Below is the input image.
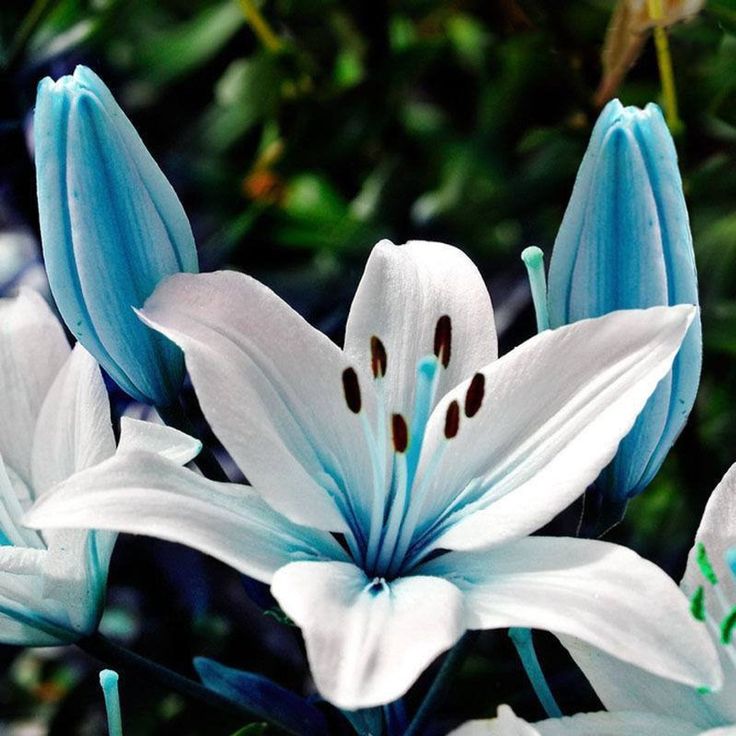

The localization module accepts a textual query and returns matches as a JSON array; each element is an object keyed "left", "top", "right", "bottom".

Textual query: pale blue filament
[
  {"left": 521, "top": 246, "right": 550, "bottom": 332},
  {"left": 508, "top": 627, "right": 562, "bottom": 719},
  {"left": 99, "top": 669, "right": 123, "bottom": 736}
]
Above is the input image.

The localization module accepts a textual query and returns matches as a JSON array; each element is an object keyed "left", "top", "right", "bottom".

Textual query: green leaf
[{"left": 138, "top": 1, "right": 244, "bottom": 85}]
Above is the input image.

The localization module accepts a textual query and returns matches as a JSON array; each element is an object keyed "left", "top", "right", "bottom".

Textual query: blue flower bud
[
  {"left": 34, "top": 66, "right": 198, "bottom": 406},
  {"left": 548, "top": 100, "right": 701, "bottom": 503}
]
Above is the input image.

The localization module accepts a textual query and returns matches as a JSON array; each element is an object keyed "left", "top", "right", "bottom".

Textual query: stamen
[
  {"left": 444, "top": 400, "right": 460, "bottom": 439},
  {"left": 721, "top": 606, "right": 736, "bottom": 645},
  {"left": 407, "top": 356, "right": 441, "bottom": 482},
  {"left": 342, "top": 367, "right": 362, "bottom": 413},
  {"left": 464, "top": 373, "right": 486, "bottom": 418},
  {"left": 690, "top": 585, "right": 706, "bottom": 622},
  {"left": 433, "top": 315, "right": 452, "bottom": 368},
  {"left": 99, "top": 670, "right": 123, "bottom": 736},
  {"left": 521, "top": 246, "right": 550, "bottom": 332},
  {"left": 392, "top": 414, "right": 409, "bottom": 454},
  {"left": 696, "top": 542, "right": 719, "bottom": 585},
  {"left": 370, "top": 336, "right": 387, "bottom": 378}
]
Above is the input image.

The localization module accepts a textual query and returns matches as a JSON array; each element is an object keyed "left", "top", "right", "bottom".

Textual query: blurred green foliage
[{"left": 3, "top": 0, "right": 736, "bottom": 733}]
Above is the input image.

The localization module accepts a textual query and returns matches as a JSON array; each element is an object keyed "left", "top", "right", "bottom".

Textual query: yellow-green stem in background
[
  {"left": 647, "top": 0, "right": 682, "bottom": 132},
  {"left": 237, "top": 0, "right": 283, "bottom": 53}
]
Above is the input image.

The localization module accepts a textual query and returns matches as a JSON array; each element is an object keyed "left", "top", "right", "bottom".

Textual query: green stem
[
  {"left": 4, "top": 0, "right": 57, "bottom": 69},
  {"left": 646, "top": 0, "right": 682, "bottom": 133},
  {"left": 157, "top": 400, "right": 230, "bottom": 482},
  {"left": 78, "top": 633, "right": 305, "bottom": 735},
  {"left": 404, "top": 631, "right": 477, "bottom": 736},
  {"left": 508, "top": 628, "right": 562, "bottom": 718},
  {"left": 237, "top": 0, "right": 283, "bottom": 53}
]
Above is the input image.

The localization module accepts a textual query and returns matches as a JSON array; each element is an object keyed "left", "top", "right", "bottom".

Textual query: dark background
[{"left": 1, "top": 1, "right": 736, "bottom": 733}]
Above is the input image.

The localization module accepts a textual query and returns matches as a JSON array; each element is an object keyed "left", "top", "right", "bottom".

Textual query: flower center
[{"left": 339, "top": 316, "right": 486, "bottom": 578}]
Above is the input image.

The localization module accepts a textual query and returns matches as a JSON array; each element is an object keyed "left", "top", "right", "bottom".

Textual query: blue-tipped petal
[
  {"left": 194, "top": 656, "right": 328, "bottom": 736},
  {"left": 35, "top": 66, "right": 198, "bottom": 406},
  {"left": 547, "top": 100, "right": 701, "bottom": 503}
]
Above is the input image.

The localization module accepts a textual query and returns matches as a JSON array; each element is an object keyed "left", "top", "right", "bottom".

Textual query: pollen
[
  {"left": 370, "top": 336, "right": 387, "bottom": 378},
  {"left": 433, "top": 315, "right": 452, "bottom": 368},
  {"left": 721, "top": 606, "right": 736, "bottom": 645},
  {"left": 444, "top": 400, "right": 460, "bottom": 439},
  {"left": 696, "top": 542, "right": 719, "bottom": 586},
  {"left": 464, "top": 373, "right": 486, "bottom": 418},
  {"left": 342, "top": 367, "right": 362, "bottom": 413},
  {"left": 391, "top": 413, "right": 409, "bottom": 453},
  {"left": 689, "top": 585, "right": 705, "bottom": 622}
]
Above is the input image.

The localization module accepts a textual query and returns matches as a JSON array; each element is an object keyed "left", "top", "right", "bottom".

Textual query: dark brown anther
[
  {"left": 342, "top": 367, "right": 362, "bottom": 413},
  {"left": 391, "top": 414, "right": 409, "bottom": 454},
  {"left": 464, "top": 373, "right": 485, "bottom": 418},
  {"left": 433, "top": 315, "right": 452, "bottom": 368},
  {"left": 444, "top": 400, "right": 460, "bottom": 439},
  {"left": 370, "top": 336, "right": 387, "bottom": 378}
]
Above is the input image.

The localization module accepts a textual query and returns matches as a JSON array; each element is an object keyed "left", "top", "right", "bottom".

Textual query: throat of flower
[{"left": 341, "top": 318, "right": 487, "bottom": 579}]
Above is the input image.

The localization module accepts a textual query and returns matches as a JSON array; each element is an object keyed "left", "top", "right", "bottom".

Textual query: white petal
[
  {"left": 31, "top": 344, "right": 115, "bottom": 494},
  {"left": 0, "top": 289, "right": 69, "bottom": 482},
  {"left": 41, "top": 528, "right": 105, "bottom": 635},
  {"left": 413, "top": 305, "right": 695, "bottom": 550},
  {"left": 701, "top": 727, "right": 736, "bottom": 736},
  {"left": 0, "top": 561, "right": 73, "bottom": 645},
  {"left": 117, "top": 416, "right": 202, "bottom": 465},
  {"left": 0, "top": 455, "right": 43, "bottom": 548},
  {"left": 682, "top": 461, "right": 736, "bottom": 596},
  {"left": 450, "top": 709, "right": 701, "bottom": 736},
  {"left": 344, "top": 240, "right": 497, "bottom": 417},
  {"left": 26, "top": 452, "right": 345, "bottom": 583},
  {"left": 560, "top": 635, "right": 733, "bottom": 730},
  {"left": 141, "top": 271, "right": 372, "bottom": 532},
  {"left": 420, "top": 536, "right": 721, "bottom": 692},
  {"left": 533, "top": 712, "right": 701, "bottom": 736},
  {"left": 449, "top": 705, "right": 541, "bottom": 736},
  {"left": 271, "top": 560, "right": 466, "bottom": 708}
]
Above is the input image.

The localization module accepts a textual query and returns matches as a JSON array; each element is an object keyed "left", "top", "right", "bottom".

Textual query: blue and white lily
[
  {"left": 547, "top": 100, "right": 701, "bottom": 504},
  {"left": 0, "top": 289, "right": 115, "bottom": 644},
  {"left": 26, "top": 240, "right": 719, "bottom": 708},
  {"left": 453, "top": 463, "right": 736, "bottom": 736},
  {"left": 0, "top": 289, "right": 201, "bottom": 645},
  {"left": 449, "top": 704, "right": 718, "bottom": 736},
  {"left": 35, "top": 66, "right": 199, "bottom": 406}
]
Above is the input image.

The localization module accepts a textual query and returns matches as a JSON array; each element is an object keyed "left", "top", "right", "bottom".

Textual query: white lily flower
[
  {"left": 26, "top": 240, "right": 719, "bottom": 708},
  {"left": 453, "top": 463, "right": 736, "bottom": 736},
  {"left": 0, "top": 289, "right": 115, "bottom": 644},
  {"left": 449, "top": 704, "right": 719, "bottom": 736},
  {"left": 0, "top": 289, "right": 201, "bottom": 646}
]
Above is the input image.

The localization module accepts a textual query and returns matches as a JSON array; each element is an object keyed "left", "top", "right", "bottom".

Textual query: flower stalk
[
  {"left": 238, "top": 0, "right": 283, "bottom": 53},
  {"left": 404, "top": 631, "right": 477, "bottom": 736},
  {"left": 79, "top": 633, "right": 313, "bottom": 736},
  {"left": 647, "top": 0, "right": 681, "bottom": 131},
  {"left": 508, "top": 628, "right": 562, "bottom": 719}
]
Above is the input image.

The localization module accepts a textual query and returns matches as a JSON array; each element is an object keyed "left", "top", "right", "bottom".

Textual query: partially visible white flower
[
  {"left": 450, "top": 704, "right": 715, "bottom": 736},
  {"left": 0, "top": 289, "right": 198, "bottom": 645},
  {"left": 26, "top": 240, "right": 718, "bottom": 708},
  {"left": 453, "top": 464, "right": 736, "bottom": 736}
]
